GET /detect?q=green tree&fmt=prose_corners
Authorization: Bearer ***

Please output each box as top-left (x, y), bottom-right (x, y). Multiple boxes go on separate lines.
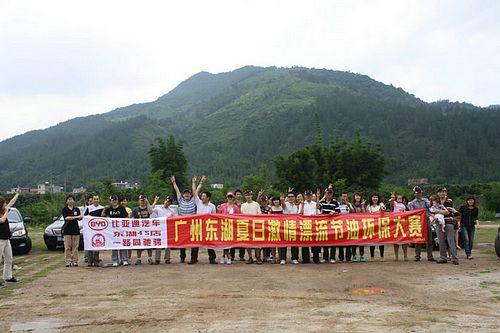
top-left (148, 135), bottom-right (188, 191)
top-left (484, 183), bottom-right (500, 212)
top-left (273, 135), bottom-right (384, 193)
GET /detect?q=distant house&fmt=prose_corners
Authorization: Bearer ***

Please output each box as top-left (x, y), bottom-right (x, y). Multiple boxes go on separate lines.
top-left (72, 187), bottom-right (87, 194)
top-left (112, 181), bottom-right (140, 190)
top-left (210, 184), bottom-right (224, 190)
top-left (37, 182), bottom-right (63, 194)
top-left (8, 187), bottom-right (30, 194)
top-left (407, 178), bottom-right (429, 186)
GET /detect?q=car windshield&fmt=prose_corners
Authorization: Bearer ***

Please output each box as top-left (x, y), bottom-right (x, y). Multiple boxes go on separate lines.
top-left (7, 210), bottom-right (22, 223)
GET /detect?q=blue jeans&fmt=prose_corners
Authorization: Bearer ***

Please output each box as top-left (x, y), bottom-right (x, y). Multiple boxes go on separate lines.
top-left (112, 250), bottom-right (129, 264)
top-left (461, 224), bottom-right (475, 257)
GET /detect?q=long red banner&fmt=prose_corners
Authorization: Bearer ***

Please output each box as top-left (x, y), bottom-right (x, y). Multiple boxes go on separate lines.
top-left (167, 209), bottom-right (427, 247)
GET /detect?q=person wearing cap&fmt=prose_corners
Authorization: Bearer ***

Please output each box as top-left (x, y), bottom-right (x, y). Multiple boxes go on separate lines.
top-left (131, 194), bottom-right (158, 265)
top-left (61, 194), bottom-right (83, 267)
top-left (151, 195), bottom-right (177, 264)
top-left (407, 186), bottom-right (433, 262)
top-left (436, 187), bottom-right (459, 265)
top-left (317, 186), bottom-right (340, 264)
top-left (171, 175), bottom-right (197, 263)
top-left (229, 189), bottom-right (246, 262)
top-left (299, 190), bottom-right (320, 263)
top-left (84, 194), bottom-right (104, 267)
top-left (190, 175), bottom-right (218, 264)
top-left (218, 192), bottom-right (240, 264)
top-left (102, 195), bottom-right (130, 267)
top-left (241, 190), bottom-right (263, 264)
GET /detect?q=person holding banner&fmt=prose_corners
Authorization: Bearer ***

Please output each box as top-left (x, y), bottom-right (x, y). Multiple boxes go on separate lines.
top-left (267, 196), bottom-right (283, 264)
top-left (132, 195), bottom-right (157, 265)
top-left (84, 195), bottom-right (104, 267)
top-left (229, 189), bottom-right (246, 262)
top-left (190, 176), bottom-right (218, 264)
top-left (338, 192), bottom-right (353, 262)
top-left (317, 187), bottom-right (340, 264)
top-left (171, 175), bottom-right (197, 263)
top-left (300, 190), bottom-right (319, 263)
top-left (407, 186), bottom-right (433, 262)
top-left (367, 193), bottom-right (386, 261)
top-left (241, 190), bottom-right (262, 264)
top-left (151, 195), bottom-right (177, 264)
top-left (218, 192), bottom-right (240, 264)
top-left (102, 195), bottom-right (130, 267)
top-left (281, 191), bottom-right (299, 265)
top-left (61, 195), bottom-right (83, 267)
top-left (391, 193), bottom-right (409, 261)
top-left (350, 192), bottom-right (366, 262)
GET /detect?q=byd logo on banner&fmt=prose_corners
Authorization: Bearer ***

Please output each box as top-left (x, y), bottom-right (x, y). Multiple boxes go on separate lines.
top-left (88, 218), bottom-right (108, 231)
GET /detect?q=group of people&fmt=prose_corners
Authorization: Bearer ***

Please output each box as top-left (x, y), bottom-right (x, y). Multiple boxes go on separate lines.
top-left (61, 175), bottom-right (480, 268)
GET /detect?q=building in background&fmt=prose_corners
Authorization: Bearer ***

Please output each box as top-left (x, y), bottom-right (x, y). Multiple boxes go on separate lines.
top-left (112, 181), bottom-right (140, 190)
top-left (37, 182), bottom-right (63, 194)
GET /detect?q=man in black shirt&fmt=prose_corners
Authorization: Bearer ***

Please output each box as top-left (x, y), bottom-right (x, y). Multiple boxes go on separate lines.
top-left (102, 195), bottom-right (130, 267)
top-left (62, 195), bottom-right (83, 267)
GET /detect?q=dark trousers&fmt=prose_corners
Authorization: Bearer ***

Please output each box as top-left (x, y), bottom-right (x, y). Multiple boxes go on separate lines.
top-left (461, 224), bottom-right (475, 257)
top-left (415, 219), bottom-right (434, 260)
top-left (344, 246), bottom-right (352, 261)
top-left (312, 246), bottom-right (321, 263)
top-left (301, 247), bottom-right (310, 263)
top-left (180, 248), bottom-right (186, 261)
top-left (330, 246), bottom-right (345, 261)
top-left (263, 248), bottom-right (272, 258)
top-left (190, 248), bottom-right (216, 262)
top-left (322, 246), bottom-right (329, 260)
top-left (279, 247), bottom-right (299, 261)
top-left (229, 248), bottom-right (245, 260)
top-left (370, 245), bottom-right (385, 258)
top-left (352, 246), bottom-right (364, 257)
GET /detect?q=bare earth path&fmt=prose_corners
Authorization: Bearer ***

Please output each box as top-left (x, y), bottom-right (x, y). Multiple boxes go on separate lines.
top-left (1, 243), bottom-right (499, 332)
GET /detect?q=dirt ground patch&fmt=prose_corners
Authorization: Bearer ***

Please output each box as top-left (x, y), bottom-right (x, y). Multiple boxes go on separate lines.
top-left (1, 241), bottom-right (499, 332)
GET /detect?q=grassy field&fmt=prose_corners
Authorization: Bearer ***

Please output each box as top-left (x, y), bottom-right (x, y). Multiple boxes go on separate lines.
top-left (475, 225), bottom-right (499, 243)
top-left (0, 227), bottom-right (65, 297)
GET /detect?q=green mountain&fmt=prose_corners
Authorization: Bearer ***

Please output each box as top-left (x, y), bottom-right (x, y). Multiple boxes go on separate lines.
top-left (1, 65), bottom-right (500, 190)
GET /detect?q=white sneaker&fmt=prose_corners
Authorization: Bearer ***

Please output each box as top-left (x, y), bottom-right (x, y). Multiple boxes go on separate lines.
top-left (280, 260), bottom-right (286, 265)
top-left (292, 259), bottom-right (299, 265)
top-left (329, 259), bottom-right (336, 264)
top-left (123, 261), bottom-right (129, 266)
top-left (226, 258), bottom-right (232, 265)
top-left (320, 259), bottom-right (327, 263)
top-left (112, 262), bottom-right (119, 267)
top-left (220, 257), bottom-right (226, 264)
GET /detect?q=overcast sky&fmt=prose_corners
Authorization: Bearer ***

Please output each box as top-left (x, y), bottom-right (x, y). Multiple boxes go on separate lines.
top-left (1, 0), bottom-right (499, 141)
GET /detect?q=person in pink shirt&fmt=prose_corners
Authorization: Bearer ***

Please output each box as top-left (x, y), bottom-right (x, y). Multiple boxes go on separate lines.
top-left (390, 193), bottom-right (409, 261)
top-left (218, 192), bottom-right (239, 264)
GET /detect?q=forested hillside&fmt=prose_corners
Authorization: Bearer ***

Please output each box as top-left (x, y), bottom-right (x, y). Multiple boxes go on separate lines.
top-left (1, 66), bottom-right (499, 190)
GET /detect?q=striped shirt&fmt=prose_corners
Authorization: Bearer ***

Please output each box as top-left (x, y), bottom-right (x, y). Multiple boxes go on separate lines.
top-left (178, 195), bottom-right (196, 215)
top-left (441, 197), bottom-right (454, 223)
top-left (319, 199), bottom-right (340, 214)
